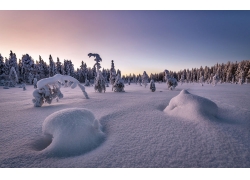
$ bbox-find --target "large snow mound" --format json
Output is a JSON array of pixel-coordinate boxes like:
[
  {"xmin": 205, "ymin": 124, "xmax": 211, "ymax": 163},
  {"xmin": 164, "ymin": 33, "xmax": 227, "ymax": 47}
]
[
  {"xmin": 164, "ymin": 89, "xmax": 218, "ymax": 121},
  {"xmin": 41, "ymin": 108, "xmax": 105, "ymax": 156}
]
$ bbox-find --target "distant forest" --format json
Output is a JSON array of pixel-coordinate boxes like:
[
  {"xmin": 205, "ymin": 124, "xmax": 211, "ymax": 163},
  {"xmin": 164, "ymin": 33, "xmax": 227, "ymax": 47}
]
[{"xmin": 0, "ymin": 50, "xmax": 250, "ymax": 84}]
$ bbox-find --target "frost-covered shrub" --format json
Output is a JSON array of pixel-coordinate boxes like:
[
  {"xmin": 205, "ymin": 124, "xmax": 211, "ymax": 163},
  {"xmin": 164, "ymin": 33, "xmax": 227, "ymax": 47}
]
[
  {"xmin": 199, "ymin": 75, "xmax": 204, "ymax": 86},
  {"xmin": 149, "ymin": 79, "xmax": 156, "ymax": 92},
  {"xmin": 112, "ymin": 74, "xmax": 125, "ymax": 92},
  {"xmin": 141, "ymin": 71, "xmax": 149, "ymax": 87},
  {"xmin": 94, "ymin": 70, "xmax": 106, "ymax": 93},
  {"xmin": 32, "ymin": 74, "xmax": 89, "ymax": 107},
  {"xmin": 212, "ymin": 74, "xmax": 219, "ymax": 86},
  {"xmin": 164, "ymin": 69, "xmax": 178, "ymax": 90}
]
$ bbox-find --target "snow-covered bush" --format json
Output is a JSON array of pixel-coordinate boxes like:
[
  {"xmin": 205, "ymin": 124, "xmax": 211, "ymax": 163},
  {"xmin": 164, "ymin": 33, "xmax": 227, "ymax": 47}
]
[
  {"xmin": 94, "ymin": 70, "xmax": 106, "ymax": 93},
  {"xmin": 164, "ymin": 69, "xmax": 178, "ymax": 90},
  {"xmin": 112, "ymin": 74, "xmax": 125, "ymax": 92},
  {"xmin": 141, "ymin": 71, "xmax": 149, "ymax": 87},
  {"xmin": 199, "ymin": 75, "xmax": 204, "ymax": 86},
  {"xmin": 41, "ymin": 108, "xmax": 105, "ymax": 156},
  {"xmin": 149, "ymin": 79, "xmax": 156, "ymax": 92},
  {"xmin": 212, "ymin": 74, "xmax": 219, "ymax": 86},
  {"xmin": 88, "ymin": 53, "xmax": 106, "ymax": 93},
  {"xmin": 32, "ymin": 74, "xmax": 89, "ymax": 107},
  {"xmin": 110, "ymin": 60, "xmax": 116, "ymax": 86}
]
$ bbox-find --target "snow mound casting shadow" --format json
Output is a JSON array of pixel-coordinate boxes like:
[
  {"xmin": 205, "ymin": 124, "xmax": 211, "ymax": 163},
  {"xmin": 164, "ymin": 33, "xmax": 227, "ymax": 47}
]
[
  {"xmin": 41, "ymin": 108, "xmax": 105, "ymax": 157},
  {"xmin": 164, "ymin": 89, "xmax": 218, "ymax": 121}
]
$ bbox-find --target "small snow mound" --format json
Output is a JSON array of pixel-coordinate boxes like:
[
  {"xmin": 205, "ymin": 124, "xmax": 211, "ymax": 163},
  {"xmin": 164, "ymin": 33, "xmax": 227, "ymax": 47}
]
[
  {"xmin": 164, "ymin": 89, "xmax": 218, "ymax": 121},
  {"xmin": 41, "ymin": 108, "xmax": 105, "ymax": 156}
]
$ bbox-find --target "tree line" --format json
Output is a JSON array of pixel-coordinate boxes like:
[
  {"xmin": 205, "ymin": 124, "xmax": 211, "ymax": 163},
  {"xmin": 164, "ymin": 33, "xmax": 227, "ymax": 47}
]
[{"xmin": 0, "ymin": 50, "xmax": 250, "ymax": 84}]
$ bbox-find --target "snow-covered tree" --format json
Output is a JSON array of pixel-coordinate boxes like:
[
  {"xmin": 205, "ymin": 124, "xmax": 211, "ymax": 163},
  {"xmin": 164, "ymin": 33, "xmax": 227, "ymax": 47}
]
[
  {"xmin": 149, "ymin": 79, "xmax": 156, "ymax": 92},
  {"xmin": 112, "ymin": 73, "xmax": 125, "ymax": 92},
  {"xmin": 199, "ymin": 75, "xmax": 204, "ymax": 86},
  {"xmin": 141, "ymin": 71, "xmax": 149, "ymax": 87},
  {"xmin": 49, "ymin": 55, "xmax": 57, "ymax": 77},
  {"xmin": 32, "ymin": 74, "xmax": 89, "ymax": 107},
  {"xmin": 55, "ymin": 57, "xmax": 62, "ymax": 75},
  {"xmin": 8, "ymin": 50, "xmax": 18, "ymax": 76},
  {"xmin": 212, "ymin": 74, "xmax": 219, "ymax": 86},
  {"xmin": 64, "ymin": 60, "xmax": 71, "ymax": 76},
  {"xmin": 137, "ymin": 74, "xmax": 142, "ymax": 86},
  {"xmin": 110, "ymin": 60, "xmax": 116, "ymax": 86},
  {"xmin": 164, "ymin": 69, "xmax": 178, "ymax": 90},
  {"xmin": 21, "ymin": 54, "xmax": 34, "ymax": 83},
  {"xmin": 9, "ymin": 66, "xmax": 18, "ymax": 87},
  {"xmin": 0, "ymin": 54, "xmax": 4, "ymax": 75},
  {"xmin": 88, "ymin": 53, "xmax": 106, "ymax": 93},
  {"xmin": 179, "ymin": 74, "xmax": 185, "ymax": 85}
]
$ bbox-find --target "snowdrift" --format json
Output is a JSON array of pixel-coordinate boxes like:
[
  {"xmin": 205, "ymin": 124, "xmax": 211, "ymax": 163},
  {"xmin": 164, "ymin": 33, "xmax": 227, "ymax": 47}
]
[
  {"xmin": 164, "ymin": 89, "xmax": 218, "ymax": 121},
  {"xmin": 41, "ymin": 108, "xmax": 105, "ymax": 156}
]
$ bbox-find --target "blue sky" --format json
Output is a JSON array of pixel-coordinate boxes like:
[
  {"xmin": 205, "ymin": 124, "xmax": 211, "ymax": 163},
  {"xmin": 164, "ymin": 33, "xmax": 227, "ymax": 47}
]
[{"xmin": 0, "ymin": 10, "xmax": 250, "ymax": 75}]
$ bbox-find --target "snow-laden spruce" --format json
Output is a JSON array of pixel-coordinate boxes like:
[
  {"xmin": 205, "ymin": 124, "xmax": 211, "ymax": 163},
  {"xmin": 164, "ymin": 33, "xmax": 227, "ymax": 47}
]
[
  {"xmin": 149, "ymin": 79, "xmax": 156, "ymax": 92},
  {"xmin": 32, "ymin": 74, "xmax": 89, "ymax": 107},
  {"xmin": 164, "ymin": 89, "xmax": 218, "ymax": 121},
  {"xmin": 88, "ymin": 53, "xmax": 106, "ymax": 93},
  {"xmin": 141, "ymin": 71, "xmax": 149, "ymax": 87},
  {"xmin": 164, "ymin": 69, "xmax": 178, "ymax": 90},
  {"xmin": 41, "ymin": 108, "xmax": 105, "ymax": 156},
  {"xmin": 112, "ymin": 73, "xmax": 125, "ymax": 92}
]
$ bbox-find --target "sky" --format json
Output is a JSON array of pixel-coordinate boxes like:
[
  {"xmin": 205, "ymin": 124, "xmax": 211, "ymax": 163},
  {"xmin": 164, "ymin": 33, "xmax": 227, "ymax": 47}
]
[{"xmin": 1, "ymin": 9, "xmax": 250, "ymax": 76}]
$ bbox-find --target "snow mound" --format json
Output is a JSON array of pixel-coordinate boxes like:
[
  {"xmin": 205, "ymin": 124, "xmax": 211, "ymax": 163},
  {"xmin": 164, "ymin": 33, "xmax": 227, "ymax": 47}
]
[
  {"xmin": 164, "ymin": 89, "xmax": 218, "ymax": 121},
  {"xmin": 41, "ymin": 108, "xmax": 105, "ymax": 156}
]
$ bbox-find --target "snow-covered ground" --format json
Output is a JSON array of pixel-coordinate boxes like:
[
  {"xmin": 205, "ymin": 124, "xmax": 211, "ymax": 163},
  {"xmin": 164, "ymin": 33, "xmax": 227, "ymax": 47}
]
[{"xmin": 0, "ymin": 82, "xmax": 250, "ymax": 168}]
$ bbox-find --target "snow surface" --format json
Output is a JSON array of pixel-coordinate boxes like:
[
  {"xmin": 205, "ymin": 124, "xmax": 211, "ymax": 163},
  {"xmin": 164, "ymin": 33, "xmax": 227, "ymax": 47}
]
[
  {"xmin": 164, "ymin": 89, "xmax": 218, "ymax": 121},
  {"xmin": 0, "ymin": 83, "xmax": 250, "ymax": 167},
  {"xmin": 42, "ymin": 108, "xmax": 105, "ymax": 157}
]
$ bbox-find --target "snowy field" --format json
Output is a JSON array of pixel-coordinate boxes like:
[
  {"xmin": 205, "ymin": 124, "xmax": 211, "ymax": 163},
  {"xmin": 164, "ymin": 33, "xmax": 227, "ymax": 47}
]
[{"xmin": 0, "ymin": 82, "xmax": 250, "ymax": 168}]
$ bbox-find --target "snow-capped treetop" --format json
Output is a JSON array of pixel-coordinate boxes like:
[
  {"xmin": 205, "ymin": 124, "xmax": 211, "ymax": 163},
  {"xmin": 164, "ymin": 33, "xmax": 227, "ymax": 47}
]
[
  {"xmin": 88, "ymin": 53, "xmax": 102, "ymax": 71},
  {"xmin": 9, "ymin": 50, "xmax": 17, "ymax": 72}
]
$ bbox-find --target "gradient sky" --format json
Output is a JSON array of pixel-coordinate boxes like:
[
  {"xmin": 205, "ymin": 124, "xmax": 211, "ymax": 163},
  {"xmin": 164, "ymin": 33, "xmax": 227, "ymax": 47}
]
[{"xmin": 0, "ymin": 10, "xmax": 250, "ymax": 76}]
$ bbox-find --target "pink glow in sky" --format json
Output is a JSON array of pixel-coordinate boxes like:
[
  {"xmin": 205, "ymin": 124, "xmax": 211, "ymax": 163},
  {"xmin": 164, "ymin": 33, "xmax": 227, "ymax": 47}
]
[{"xmin": 1, "ymin": 10, "xmax": 250, "ymax": 76}]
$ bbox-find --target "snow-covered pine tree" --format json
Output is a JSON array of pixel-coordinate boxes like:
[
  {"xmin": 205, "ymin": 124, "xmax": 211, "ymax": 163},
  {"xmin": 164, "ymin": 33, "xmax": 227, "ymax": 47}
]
[
  {"xmin": 9, "ymin": 66, "xmax": 18, "ymax": 87},
  {"xmin": 180, "ymin": 74, "xmax": 184, "ymax": 85},
  {"xmin": 8, "ymin": 50, "xmax": 19, "ymax": 77},
  {"xmin": 247, "ymin": 69, "xmax": 250, "ymax": 84},
  {"xmin": 164, "ymin": 69, "xmax": 178, "ymax": 90},
  {"xmin": 149, "ymin": 79, "xmax": 156, "ymax": 92},
  {"xmin": 199, "ymin": 75, "xmax": 204, "ymax": 86},
  {"xmin": 3, "ymin": 57, "xmax": 10, "ymax": 75},
  {"xmin": 137, "ymin": 74, "xmax": 142, "ymax": 86},
  {"xmin": 21, "ymin": 54, "xmax": 34, "ymax": 83},
  {"xmin": 212, "ymin": 74, "xmax": 219, "ymax": 86},
  {"xmin": 49, "ymin": 55, "xmax": 57, "ymax": 77},
  {"xmin": 0, "ymin": 54, "xmax": 4, "ymax": 75},
  {"xmin": 64, "ymin": 60, "xmax": 71, "ymax": 76},
  {"xmin": 88, "ymin": 53, "xmax": 106, "ymax": 93},
  {"xmin": 79, "ymin": 61, "xmax": 88, "ymax": 83},
  {"xmin": 56, "ymin": 57, "xmax": 62, "ymax": 74},
  {"xmin": 141, "ymin": 71, "xmax": 149, "ymax": 87},
  {"xmin": 112, "ymin": 73, "xmax": 125, "ymax": 92},
  {"xmin": 110, "ymin": 60, "xmax": 116, "ymax": 86}
]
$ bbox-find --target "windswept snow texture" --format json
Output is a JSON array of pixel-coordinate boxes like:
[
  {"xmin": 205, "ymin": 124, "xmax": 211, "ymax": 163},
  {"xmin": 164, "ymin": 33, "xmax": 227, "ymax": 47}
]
[
  {"xmin": 0, "ymin": 83, "xmax": 250, "ymax": 167},
  {"xmin": 42, "ymin": 108, "xmax": 105, "ymax": 156},
  {"xmin": 164, "ymin": 89, "xmax": 218, "ymax": 121}
]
